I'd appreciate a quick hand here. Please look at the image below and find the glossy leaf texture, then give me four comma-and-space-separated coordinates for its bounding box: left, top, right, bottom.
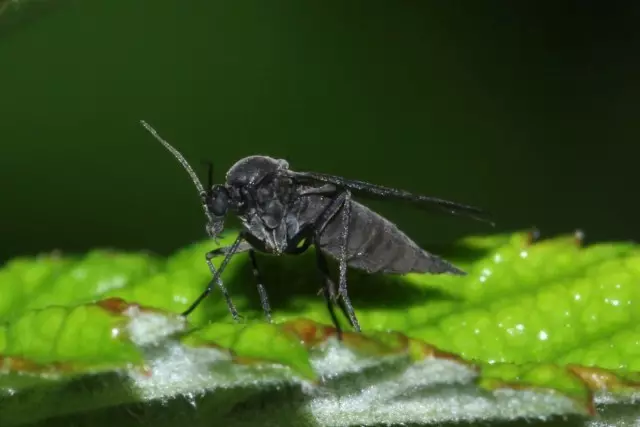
0, 229, 639, 427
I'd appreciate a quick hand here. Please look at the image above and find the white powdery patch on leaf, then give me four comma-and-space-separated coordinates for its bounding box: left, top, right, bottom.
123, 305, 187, 347
307, 365, 582, 426
309, 337, 477, 388
593, 390, 640, 406
124, 308, 232, 400
128, 340, 313, 405
584, 392, 640, 427
309, 337, 403, 379
107, 313, 636, 426
304, 344, 585, 426
128, 340, 232, 401
123, 309, 311, 403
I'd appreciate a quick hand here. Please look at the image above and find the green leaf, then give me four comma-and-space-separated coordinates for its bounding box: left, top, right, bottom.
1, 229, 639, 426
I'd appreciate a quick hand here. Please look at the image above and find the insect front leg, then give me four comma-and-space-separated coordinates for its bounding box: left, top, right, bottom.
182, 233, 246, 318
200, 235, 273, 324
197, 240, 253, 320
206, 241, 254, 259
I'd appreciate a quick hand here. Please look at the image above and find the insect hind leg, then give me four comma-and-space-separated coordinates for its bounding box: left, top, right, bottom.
316, 275, 358, 331
335, 190, 361, 332
312, 189, 362, 334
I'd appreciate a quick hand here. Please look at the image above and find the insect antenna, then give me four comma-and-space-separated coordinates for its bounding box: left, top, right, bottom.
140, 120, 213, 223
141, 119, 240, 321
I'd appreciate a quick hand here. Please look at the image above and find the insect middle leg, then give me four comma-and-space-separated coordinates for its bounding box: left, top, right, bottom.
315, 248, 344, 340
248, 249, 272, 323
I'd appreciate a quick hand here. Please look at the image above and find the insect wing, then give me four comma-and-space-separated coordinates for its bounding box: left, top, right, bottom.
287, 170, 493, 225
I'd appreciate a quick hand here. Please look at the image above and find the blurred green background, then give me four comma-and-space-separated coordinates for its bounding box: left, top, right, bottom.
1, 1, 638, 263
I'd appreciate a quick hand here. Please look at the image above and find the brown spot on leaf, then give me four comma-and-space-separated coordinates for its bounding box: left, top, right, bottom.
94, 297, 170, 316
280, 318, 338, 347
408, 339, 478, 370
95, 297, 136, 314
566, 364, 640, 391
0, 355, 72, 375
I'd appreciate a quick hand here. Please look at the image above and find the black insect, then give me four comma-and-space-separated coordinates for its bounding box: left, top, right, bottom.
140, 120, 493, 335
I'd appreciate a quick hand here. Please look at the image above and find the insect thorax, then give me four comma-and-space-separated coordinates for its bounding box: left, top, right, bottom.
225, 155, 289, 187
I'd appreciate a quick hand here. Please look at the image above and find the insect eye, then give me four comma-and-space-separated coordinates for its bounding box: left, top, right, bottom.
209, 186, 229, 216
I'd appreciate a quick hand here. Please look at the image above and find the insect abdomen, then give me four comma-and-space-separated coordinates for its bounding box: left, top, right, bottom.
318, 200, 465, 276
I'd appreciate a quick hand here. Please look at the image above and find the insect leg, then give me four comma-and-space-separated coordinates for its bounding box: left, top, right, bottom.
310, 190, 362, 333
248, 249, 272, 323
315, 275, 357, 330
182, 233, 245, 318
205, 241, 253, 259
335, 190, 361, 332
198, 240, 253, 320
314, 248, 344, 340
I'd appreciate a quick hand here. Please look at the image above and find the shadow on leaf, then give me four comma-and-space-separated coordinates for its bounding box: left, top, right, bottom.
217, 246, 470, 316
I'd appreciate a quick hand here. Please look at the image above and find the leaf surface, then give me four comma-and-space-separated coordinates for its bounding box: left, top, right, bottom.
1, 230, 639, 427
